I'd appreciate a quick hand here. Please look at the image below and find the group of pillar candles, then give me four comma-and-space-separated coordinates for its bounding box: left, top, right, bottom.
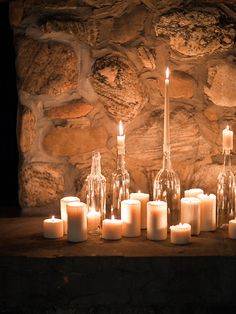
43, 186, 236, 244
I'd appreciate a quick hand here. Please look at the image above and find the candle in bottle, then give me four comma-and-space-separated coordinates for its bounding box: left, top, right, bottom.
87, 208, 101, 234
223, 125, 233, 152
117, 120, 125, 155
164, 67, 170, 149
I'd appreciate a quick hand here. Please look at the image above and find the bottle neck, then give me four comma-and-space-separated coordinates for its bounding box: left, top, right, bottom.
162, 148, 171, 170
117, 153, 125, 171
223, 151, 232, 169
91, 152, 101, 175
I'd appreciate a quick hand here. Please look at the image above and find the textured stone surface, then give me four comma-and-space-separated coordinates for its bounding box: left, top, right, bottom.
43, 126, 108, 157
18, 107, 36, 153
16, 38, 78, 95
19, 163, 64, 207
91, 54, 148, 122
111, 6, 147, 44
155, 9, 235, 56
204, 63, 236, 107
137, 45, 156, 70
45, 102, 93, 120
158, 71, 196, 99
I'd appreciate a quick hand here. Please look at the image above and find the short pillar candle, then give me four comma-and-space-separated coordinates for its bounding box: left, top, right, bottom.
60, 196, 80, 234
184, 188, 203, 198
147, 200, 167, 240
67, 201, 87, 242
229, 219, 236, 239
102, 215, 122, 240
197, 194, 216, 231
170, 223, 191, 245
121, 199, 141, 237
181, 197, 200, 235
130, 191, 149, 229
43, 216, 63, 239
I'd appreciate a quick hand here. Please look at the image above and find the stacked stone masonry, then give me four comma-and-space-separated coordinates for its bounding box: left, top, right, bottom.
10, 0, 236, 214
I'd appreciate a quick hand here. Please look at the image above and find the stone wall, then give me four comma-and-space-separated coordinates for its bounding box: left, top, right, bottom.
10, 0, 236, 215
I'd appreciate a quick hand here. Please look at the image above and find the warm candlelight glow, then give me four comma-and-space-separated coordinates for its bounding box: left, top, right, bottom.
138, 190, 141, 193
165, 67, 169, 80
111, 215, 115, 220
119, 120, 124, 136
52, 215, 55, 221
226, 125, 229, 130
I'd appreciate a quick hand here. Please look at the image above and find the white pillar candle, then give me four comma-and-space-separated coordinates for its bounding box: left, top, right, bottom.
229, 219, 236, 239
60, 196, 80, 234
164, 67, 170, 150
102, 215, 122, 240
43, 215, 63, 239
87, 209, 101, 234
197, 194, 216, 231
67, 201, 87, 242
130, 191, 149, 229
147, 200, 167, 241
184, 188, 204, 198
170, 223, 191, 245
121, 199, 141, 237
181, 197, 200, 235
117, 120, 125, 155
223, 125, 233, 152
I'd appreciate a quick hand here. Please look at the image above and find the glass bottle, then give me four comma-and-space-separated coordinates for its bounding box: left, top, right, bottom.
86, 151, 106, 235
217, 150, 235, 229
112, 154, 130, 219
153, 146, 180, 228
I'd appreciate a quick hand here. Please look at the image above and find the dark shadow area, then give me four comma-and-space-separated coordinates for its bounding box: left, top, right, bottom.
0, 2, 20, 216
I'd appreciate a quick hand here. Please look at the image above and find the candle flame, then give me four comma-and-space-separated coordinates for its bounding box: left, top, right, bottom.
226, 125, 229, 130
138, 190, 141, 193
52, 215, 55, 221
165, 67, 170, 79
119, 120, 124, 136
111, 215, 115, 220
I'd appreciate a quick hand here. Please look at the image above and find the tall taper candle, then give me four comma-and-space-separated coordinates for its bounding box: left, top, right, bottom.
164, 67, 170, 151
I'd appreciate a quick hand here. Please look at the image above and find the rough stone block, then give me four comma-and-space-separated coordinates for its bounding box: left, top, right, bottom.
18, 107, 36, 153
45, 102, 93, 120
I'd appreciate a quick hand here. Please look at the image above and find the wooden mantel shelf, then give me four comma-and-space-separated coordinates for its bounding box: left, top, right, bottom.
0, 217, 236, 258
1, 217, 236, 313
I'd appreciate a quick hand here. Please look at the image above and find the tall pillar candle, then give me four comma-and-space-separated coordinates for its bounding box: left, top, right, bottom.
130, 191, 149, 229
181, 197, 200, 235
223, 125, 233, 152
198, 194, 216, 231
60, 196, 80, 234
43, 216, 63, 239
121, 199, 141, 237
184, 188, 203, 198
229, 219, 236, 239
67, 201, 87, 242
147, 200, 167, 241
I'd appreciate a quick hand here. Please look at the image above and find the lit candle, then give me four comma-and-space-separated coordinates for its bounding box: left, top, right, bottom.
181, 197, 200, 235
60, 196, 80, 234
223, 125, 233, 152
117, 120, 125, 155
43, 215, 63, 239
197, 194, 216, 231
147, 200, 167, 241
184, 188, 204, 198
170, 223, 191, 245
229, 219, 236, 239
102, 215, 122, 240
130, 191, 149, 229
121, 199, 141, 237
87, 208, 101, 235
164, 67, 170, 150
67, 201, 87, 242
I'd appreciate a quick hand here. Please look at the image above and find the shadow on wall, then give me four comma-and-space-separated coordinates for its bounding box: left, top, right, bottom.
0, 3, 20, 217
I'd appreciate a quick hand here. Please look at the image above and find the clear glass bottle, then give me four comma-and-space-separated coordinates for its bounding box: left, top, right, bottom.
153, 147, 180, 228
217, 150, 235, 229
86, 151, 106, 235
112, 154, 130, 219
